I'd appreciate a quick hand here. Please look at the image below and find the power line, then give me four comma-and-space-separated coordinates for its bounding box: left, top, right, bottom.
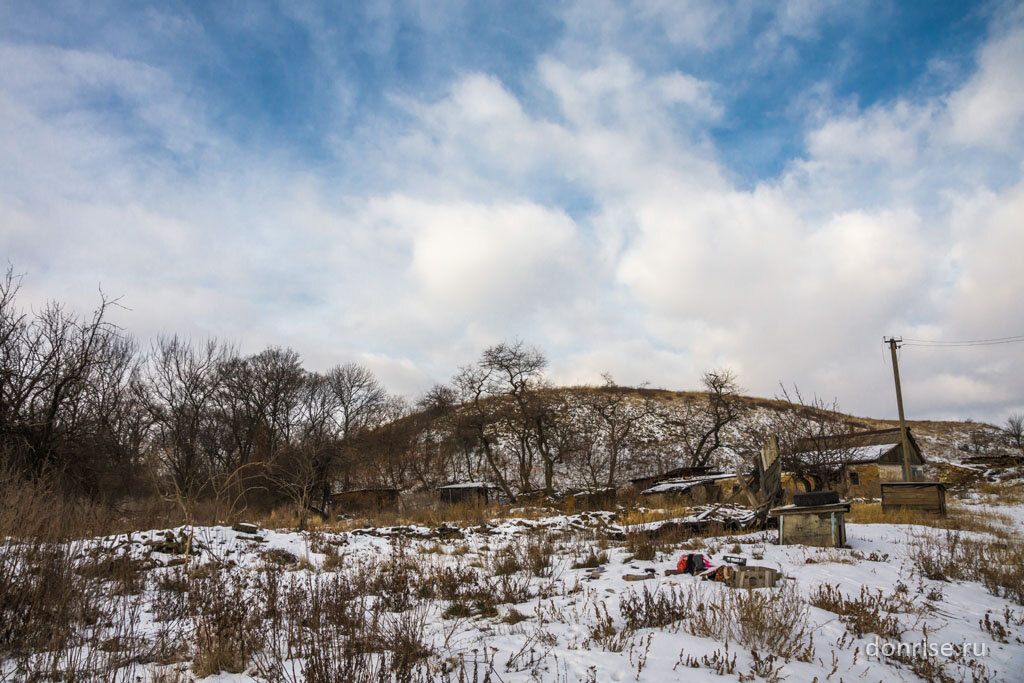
901, 335, 1024, 348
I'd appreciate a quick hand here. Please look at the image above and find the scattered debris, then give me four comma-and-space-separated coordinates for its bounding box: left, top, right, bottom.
143, 530, 194, 555
677, 553, 713, 575
729, 566, 781, 589
623, 568, 657, 581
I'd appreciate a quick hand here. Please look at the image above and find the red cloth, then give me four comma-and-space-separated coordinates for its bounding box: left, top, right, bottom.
678, 553, 713, 574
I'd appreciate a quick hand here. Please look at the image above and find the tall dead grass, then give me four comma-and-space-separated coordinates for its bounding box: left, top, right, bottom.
0, 471, 156, 680
616, 582, 814, 661
907, 529, 1024, 605
847, 501, 1014, 538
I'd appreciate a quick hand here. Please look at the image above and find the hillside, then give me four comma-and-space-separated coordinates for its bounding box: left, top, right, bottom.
379, 386, 1014, 494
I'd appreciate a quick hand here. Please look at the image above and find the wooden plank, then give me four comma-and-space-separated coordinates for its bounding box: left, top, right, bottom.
880, 482, 946, 515
769, 503, 851, 516
760, 435, 781, 503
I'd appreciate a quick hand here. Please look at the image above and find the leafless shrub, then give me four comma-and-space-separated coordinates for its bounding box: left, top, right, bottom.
190, 569, 264, 676
419, 562, 480, 602
619, 584, 688, 631
322, 546, 344, 572
588, 603, 630, 652
0, 540, 104, 658
908, 529, 1024, 605
489, 571, 533, 605
679, 582, 813, 661
77, 552, 150, 595
366, 550, 418, 612
261, 547, 300, 567
810, 583, 913, 639
524, 534, 556, 577
254, 567, 442, 683
624, 531, 656, 561
674, 644, 737, 675
490, 543, 525, 576
571, 548, 608, 569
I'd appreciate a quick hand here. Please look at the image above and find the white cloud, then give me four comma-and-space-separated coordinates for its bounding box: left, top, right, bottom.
2, 5, 1023, 423
806, 100, 936, 168
947, 16, 1024, 147
384, 196, 583, 317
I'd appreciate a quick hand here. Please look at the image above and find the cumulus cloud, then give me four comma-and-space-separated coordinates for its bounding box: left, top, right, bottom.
947, 9, 1024, 147
390, 196, 583, 318
1, 1, 1023, 421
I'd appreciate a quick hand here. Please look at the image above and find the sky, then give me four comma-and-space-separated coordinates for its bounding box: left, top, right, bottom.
1, 0, 1023, 423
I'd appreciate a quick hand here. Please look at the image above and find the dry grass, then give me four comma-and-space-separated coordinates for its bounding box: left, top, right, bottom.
907, 529, 1024, 605
190, 570, 263, 676
810, 583, 917, 639
624, 582, 815, 661
571, 548, 608, 569
847, 501, 1015, 537
4, 460, 1023, 682
971, 481, 1024, 506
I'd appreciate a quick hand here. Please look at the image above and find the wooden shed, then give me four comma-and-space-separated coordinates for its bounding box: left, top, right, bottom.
880, 482, 947, 515
330, 487, 400, 513
769, 502, 851, 547
787, 428, 928, 497
438, 482, 492, 506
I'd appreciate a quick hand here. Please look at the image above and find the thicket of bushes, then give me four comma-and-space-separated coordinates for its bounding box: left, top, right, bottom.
0, 266, 761, 519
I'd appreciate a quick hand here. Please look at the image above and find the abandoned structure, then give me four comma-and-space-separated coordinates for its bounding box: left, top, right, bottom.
787, 427, 927, 497
568, 487, 617, 509
880, 481, 947, 515
438, 482, 492, 505
330, 487, 400, 513
769, 497, 851, 547
629, 466, 723, 492
641, 472, 741, 504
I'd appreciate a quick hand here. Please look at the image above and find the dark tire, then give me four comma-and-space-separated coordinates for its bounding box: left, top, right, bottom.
793, 490, 840, 507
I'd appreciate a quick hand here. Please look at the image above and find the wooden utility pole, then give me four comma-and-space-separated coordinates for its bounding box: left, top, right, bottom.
885, 337, 913, 482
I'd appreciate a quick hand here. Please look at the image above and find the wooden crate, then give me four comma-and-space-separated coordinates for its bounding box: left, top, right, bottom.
729, 566, 780, 589
769, 503, 851, 547
880, 482, 947, 515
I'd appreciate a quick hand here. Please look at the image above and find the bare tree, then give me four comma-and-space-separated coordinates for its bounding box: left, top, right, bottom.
217, 346, 305, 475
580, 374, 658, 488
664, 369, 746, 469
274, 371, 339, 520
323, 363, 387, 503
773, 385, 859, 491
75, 334, 149, 494
267, 441, 323, 529
0, 266, 143, 492
480, 341, 554, 493
363, 395, 415, 489
137, 336, 234, 500
452, 362, 516, 499
410, 383, 466, 486
1005, 414, 1024, 451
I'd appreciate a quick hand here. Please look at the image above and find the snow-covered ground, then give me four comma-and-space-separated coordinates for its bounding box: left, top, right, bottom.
4, 501, 1024, 682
